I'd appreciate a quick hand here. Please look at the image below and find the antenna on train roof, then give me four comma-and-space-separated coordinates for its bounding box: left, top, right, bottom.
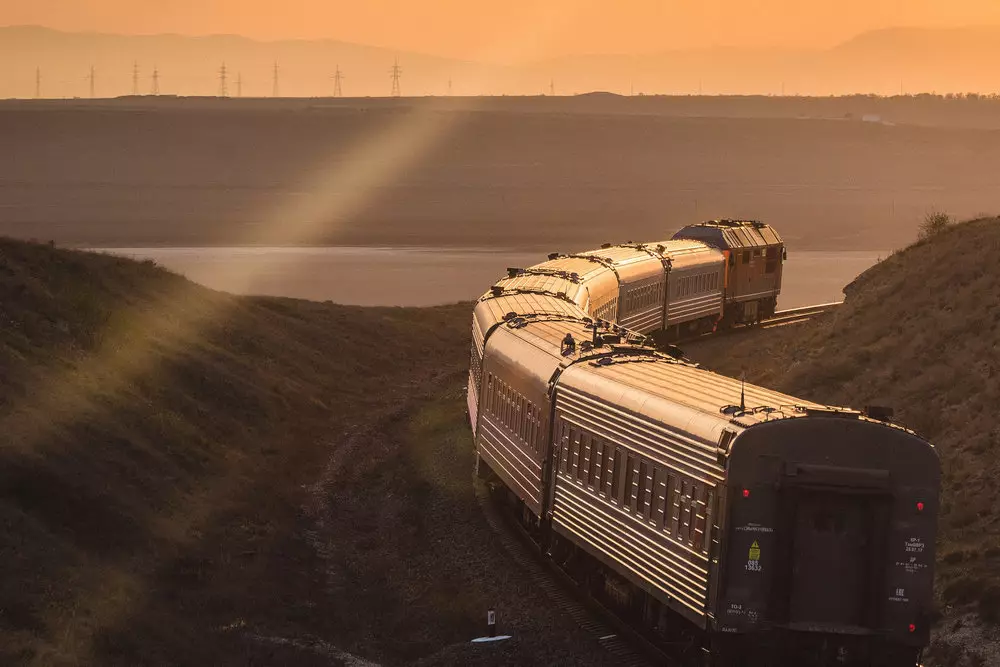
740, 371, 747, 412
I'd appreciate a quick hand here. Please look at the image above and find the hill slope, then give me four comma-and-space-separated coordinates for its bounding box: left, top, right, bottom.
686, 217, 1000, 664
0, 239, 607, 666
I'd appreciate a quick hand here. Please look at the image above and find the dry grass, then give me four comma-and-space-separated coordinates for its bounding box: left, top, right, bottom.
0, 237, 470, 665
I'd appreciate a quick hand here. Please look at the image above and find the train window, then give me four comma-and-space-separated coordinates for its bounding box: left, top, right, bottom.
683, 482, 695, 544
693, 486, 707, 551
677, 479, 689, 540
624, 456, 636, 511
570, 430, 581, 478
558, 424, 567, 472
641, 463, 654, 520
611, 448, 623, 503
766, 246, 779, 260
653, 468, 667, 529
636, 461, 648, 516
590, 440, 603, 487
753, 249, 761, 257
667, 475, 680, 535
741, 251, 750, 265
600, 444, 613, 495
702, 490, 715, 554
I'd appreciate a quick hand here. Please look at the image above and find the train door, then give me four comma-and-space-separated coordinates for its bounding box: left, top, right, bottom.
786, 491, 881, 627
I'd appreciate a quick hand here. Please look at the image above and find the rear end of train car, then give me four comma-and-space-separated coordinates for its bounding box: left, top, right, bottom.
713, 413, 939, 667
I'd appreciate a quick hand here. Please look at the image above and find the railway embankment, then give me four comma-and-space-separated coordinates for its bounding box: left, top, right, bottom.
0, 238, 609, 666
685, 217, 1000, 666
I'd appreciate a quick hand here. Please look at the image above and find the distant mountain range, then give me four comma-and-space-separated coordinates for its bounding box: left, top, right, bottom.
3, 24, 1000, 99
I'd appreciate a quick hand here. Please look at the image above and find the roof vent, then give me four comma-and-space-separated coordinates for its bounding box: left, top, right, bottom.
601, 242, 612, 249
507, 267, 520, 278
491, 286, 503, 297
548, 252, 560, 260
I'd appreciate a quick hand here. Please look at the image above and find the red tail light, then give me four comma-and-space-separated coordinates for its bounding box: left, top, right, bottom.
908, 623, 916, 633
742, 488, 751, 498
916, 501, 925, 512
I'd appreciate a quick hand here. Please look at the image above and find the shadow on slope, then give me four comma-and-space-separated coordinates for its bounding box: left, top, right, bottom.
0, 238, 467, 665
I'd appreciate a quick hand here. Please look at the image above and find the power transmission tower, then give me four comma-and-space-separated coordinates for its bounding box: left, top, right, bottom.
88, 66, 96, 98
272, 62, 280, 97
333, 65, 343, 97
35, 67, 41, 98
390, 58, 402, 97
151, 66, 160, 95
219, 63, 229, 97
549, 79, 555, 96
236, 73, 243, 98
133, 61, 139, 95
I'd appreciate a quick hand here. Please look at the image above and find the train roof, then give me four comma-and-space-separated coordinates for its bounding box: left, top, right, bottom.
559, 351, 838, 435
488, 269, 591, 309
672, 219, 782, 250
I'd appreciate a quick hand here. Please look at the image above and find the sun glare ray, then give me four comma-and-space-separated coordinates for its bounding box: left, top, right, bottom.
11, 5, 593, 662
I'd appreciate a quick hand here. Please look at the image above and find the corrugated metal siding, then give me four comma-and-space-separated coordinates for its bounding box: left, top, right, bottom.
552, 383, 724, 626
619, 302, 664, 333
478, 413, 544, 513
555, 383, 726, 483
552, 477, 712, 623
666, 292, 723, 324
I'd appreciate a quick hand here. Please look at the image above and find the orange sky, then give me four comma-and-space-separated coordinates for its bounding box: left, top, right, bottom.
5, 0, 1000, 62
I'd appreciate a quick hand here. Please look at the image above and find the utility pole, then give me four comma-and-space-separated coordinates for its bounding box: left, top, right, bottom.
133, 61, 140, 95
448, 77, 453, 96
333, 65, 343, 97
35, 67, 41, 98
88, 66, 96, 98
549, 79, 555, 96
236, 73, 243, 98
219, 63, 228, 97
272, 61, 280, 97
390, 58, 402, 97
151, 66, 160, 95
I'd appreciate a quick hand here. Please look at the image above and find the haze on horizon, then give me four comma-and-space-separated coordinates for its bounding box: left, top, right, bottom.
6, 0, 1000, 63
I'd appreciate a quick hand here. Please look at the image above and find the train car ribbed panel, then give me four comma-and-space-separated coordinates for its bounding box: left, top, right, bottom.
552, 479, 712, 625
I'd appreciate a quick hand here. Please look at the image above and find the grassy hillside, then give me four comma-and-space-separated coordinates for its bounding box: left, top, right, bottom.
0, 239, 611, 666
686, 217, 1000, 663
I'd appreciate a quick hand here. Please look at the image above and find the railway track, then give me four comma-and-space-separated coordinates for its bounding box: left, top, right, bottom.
673, 300, 843, 347
474, 481, 676, 667
762, 301, 843, 329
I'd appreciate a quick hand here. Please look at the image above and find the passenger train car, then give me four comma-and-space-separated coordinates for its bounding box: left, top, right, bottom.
467, 222, 940, 667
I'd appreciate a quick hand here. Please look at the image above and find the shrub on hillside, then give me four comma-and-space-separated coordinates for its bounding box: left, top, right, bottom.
920, 211, 952, 239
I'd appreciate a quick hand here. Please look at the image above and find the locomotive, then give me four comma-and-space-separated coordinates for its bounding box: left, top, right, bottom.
467, 222, 939, 666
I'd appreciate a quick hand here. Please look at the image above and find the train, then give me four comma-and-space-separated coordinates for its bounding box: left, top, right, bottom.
466, 221, 940, 666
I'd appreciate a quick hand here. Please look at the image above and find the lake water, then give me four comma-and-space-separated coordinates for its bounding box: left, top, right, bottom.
92, 247, 889, 310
